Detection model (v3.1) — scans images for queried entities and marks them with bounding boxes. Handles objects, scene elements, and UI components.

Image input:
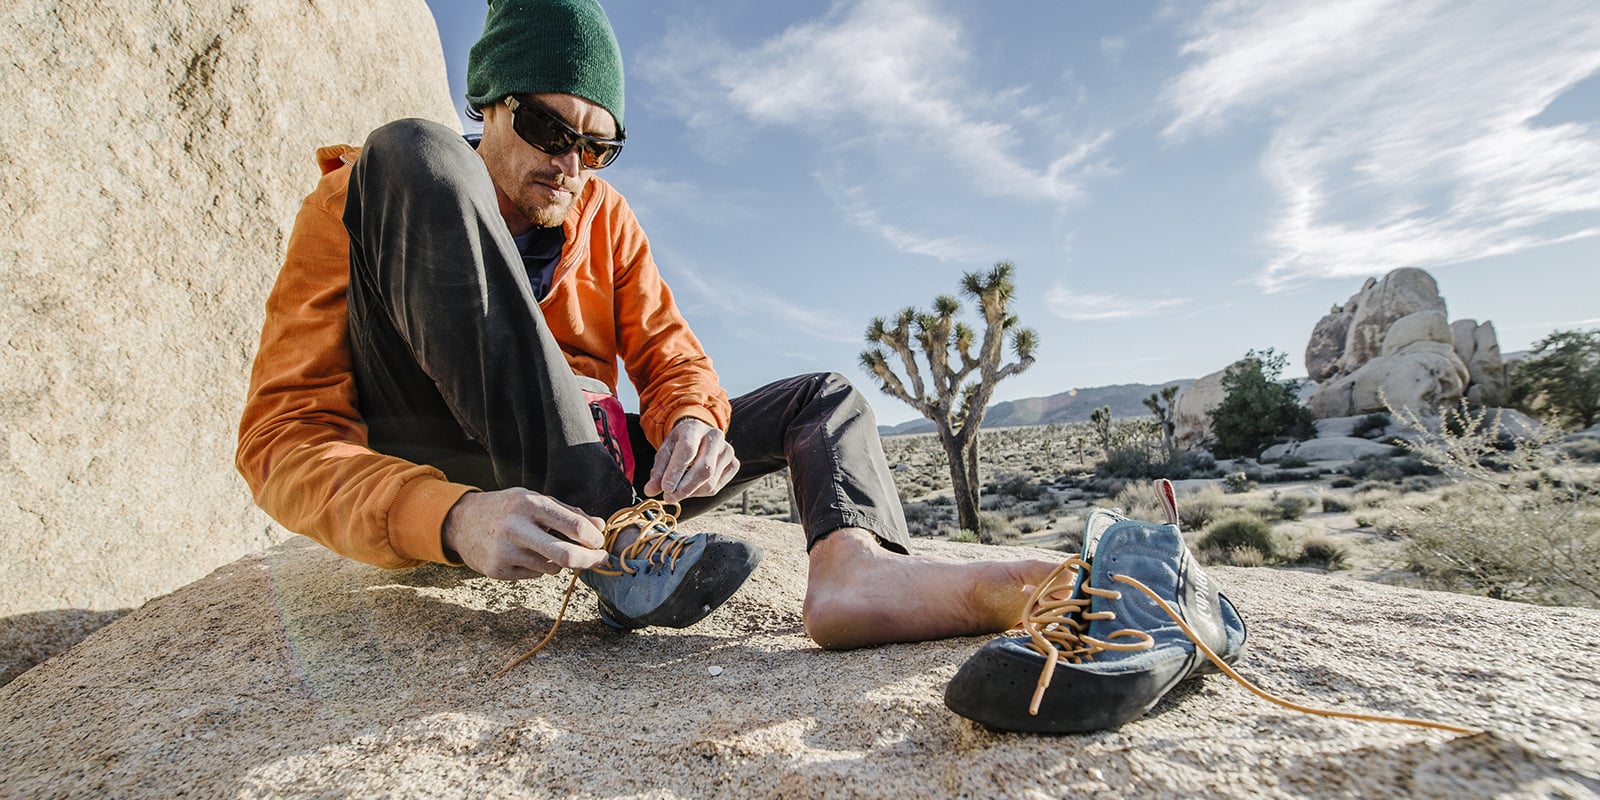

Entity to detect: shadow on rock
[0,607,129,686]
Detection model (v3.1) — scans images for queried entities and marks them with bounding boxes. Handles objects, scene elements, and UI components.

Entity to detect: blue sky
[425,0,1600,426]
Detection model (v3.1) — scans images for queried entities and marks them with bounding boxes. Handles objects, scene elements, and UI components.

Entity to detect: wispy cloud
[1045,286,1188,321]
[667,258,861,345]
[1162,0,1600,292]
[639,0,1105,207]
[835,186,987,262]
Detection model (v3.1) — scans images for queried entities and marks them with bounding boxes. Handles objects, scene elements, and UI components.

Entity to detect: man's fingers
[527,535,610,571]
[528,497,606,550]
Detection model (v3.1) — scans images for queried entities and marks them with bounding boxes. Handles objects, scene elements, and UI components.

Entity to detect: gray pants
[342,118,909,551]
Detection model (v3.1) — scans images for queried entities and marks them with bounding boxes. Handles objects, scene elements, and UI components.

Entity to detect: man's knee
[358,118,481,189]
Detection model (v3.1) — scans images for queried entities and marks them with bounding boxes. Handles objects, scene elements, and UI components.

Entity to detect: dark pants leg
[629,372,912,553]
[342,118,634,518]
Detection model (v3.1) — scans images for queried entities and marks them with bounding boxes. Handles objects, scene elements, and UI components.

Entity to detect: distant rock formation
[1303,268,1506,418]
[1,517,1595,797]
[0,0,459,620]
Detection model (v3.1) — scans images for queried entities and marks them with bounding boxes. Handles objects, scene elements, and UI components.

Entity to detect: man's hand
[442,489,610,580]
[645,417,739,503]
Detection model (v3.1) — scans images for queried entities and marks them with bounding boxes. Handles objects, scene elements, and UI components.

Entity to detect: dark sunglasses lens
[513,107,574,156]
[579,140,622,169]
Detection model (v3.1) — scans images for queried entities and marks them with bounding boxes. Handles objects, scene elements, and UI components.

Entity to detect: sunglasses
[503,95,625,169]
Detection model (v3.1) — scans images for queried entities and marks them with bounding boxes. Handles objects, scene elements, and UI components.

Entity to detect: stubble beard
[520,172,580,229]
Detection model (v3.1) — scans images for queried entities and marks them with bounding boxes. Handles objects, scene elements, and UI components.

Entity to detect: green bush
[1208,348,1316,458]
[1509,328,1600,430]
[1321,496,1351,513]
[1198,515,1276,560]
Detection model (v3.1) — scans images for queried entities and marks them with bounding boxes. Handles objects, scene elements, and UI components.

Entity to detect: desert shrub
[988,472,1045,501]
[1110,484,1166,522]
[1344,454,1437,483]
[1261,468,1323,484]
[978,511,1021,545]
[1198,515,1276,560]
[1277,454,1310,469]
[949,529,980,544]
[1272,493,1314,521]
[1293,536,1349,570]
[1176,485,1227,530]
[1321,496,1351,513]
[1225,546,1267,567]
[1329,476,1357,489]
[1222,472,1256,494]
[1352,412,1392,440]
[1385,401,1600,607]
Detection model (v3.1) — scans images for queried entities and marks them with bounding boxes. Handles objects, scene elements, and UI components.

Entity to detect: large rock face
[1303,269,1499,418]
[0,0,458,620]
[1,518,1595,798]
[1172,364,1230,449]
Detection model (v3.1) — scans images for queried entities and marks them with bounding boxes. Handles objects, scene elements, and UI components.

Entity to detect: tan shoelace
[497,499,690,677]
[1021,556,1481,736]
[1020,555,1155,714]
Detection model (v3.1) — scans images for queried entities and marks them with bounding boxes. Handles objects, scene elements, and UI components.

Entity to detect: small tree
[1209,348,1314,459]
[1511,329,1600,430]
[1143,384,1181,454]
[860,261,1037,543]
[1090,406,1113,454]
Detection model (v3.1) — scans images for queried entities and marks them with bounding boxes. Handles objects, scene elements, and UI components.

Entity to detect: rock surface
[1173,365,1230,449]
[2,517,1596,799]
[0,0,458,620]
[1303,269,1503,418]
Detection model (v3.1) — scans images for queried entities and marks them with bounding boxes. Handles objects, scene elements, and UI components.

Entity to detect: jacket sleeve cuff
[387,476,477,565]
[646,404,725,447]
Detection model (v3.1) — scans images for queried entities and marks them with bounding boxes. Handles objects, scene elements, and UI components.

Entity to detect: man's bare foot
[802,528,1059,650]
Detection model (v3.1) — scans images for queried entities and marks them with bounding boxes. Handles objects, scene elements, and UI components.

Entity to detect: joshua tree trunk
[861,261,1037,543]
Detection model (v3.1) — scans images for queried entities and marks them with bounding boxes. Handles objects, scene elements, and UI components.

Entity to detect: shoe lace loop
[587,499,691,577]
[1021,554,1154,715]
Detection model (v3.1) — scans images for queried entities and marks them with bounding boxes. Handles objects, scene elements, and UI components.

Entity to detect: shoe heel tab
[1154,479,1180,529]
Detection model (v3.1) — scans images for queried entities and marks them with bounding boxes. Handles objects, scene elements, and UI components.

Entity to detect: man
[238,0,1057,648]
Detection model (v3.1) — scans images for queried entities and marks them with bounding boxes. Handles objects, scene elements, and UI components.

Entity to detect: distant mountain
[877,380,1196,436]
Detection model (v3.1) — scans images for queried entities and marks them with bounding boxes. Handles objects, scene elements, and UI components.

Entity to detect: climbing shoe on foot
[579,499,762,630]
[944,479,1247,733]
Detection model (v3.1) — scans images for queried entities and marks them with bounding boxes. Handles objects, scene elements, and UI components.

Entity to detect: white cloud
[1045,286,1188,322]
[1162,0,1600,292]
[639,0,1103,206]
[667,258,861,345]
[834,186,987,262]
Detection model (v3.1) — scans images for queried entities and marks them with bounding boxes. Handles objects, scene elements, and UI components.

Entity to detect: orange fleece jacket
[236,144,731,568]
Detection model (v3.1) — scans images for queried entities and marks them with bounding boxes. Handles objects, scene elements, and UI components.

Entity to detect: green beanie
[466,0,625,131]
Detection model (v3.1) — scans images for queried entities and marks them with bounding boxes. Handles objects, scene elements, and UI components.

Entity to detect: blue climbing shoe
[944,479,1247,733]
[579,499,762,630]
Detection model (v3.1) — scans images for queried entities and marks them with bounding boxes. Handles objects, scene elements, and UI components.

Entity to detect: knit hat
[465,0,625,131]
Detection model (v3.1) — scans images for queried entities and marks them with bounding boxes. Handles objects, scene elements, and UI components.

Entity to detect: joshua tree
[860,261,1037,543]
[1090,406,1113,455]
[1143,384,1181,454]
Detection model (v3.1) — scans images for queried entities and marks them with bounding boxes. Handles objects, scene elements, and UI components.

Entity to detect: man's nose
[551,146,584,177]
